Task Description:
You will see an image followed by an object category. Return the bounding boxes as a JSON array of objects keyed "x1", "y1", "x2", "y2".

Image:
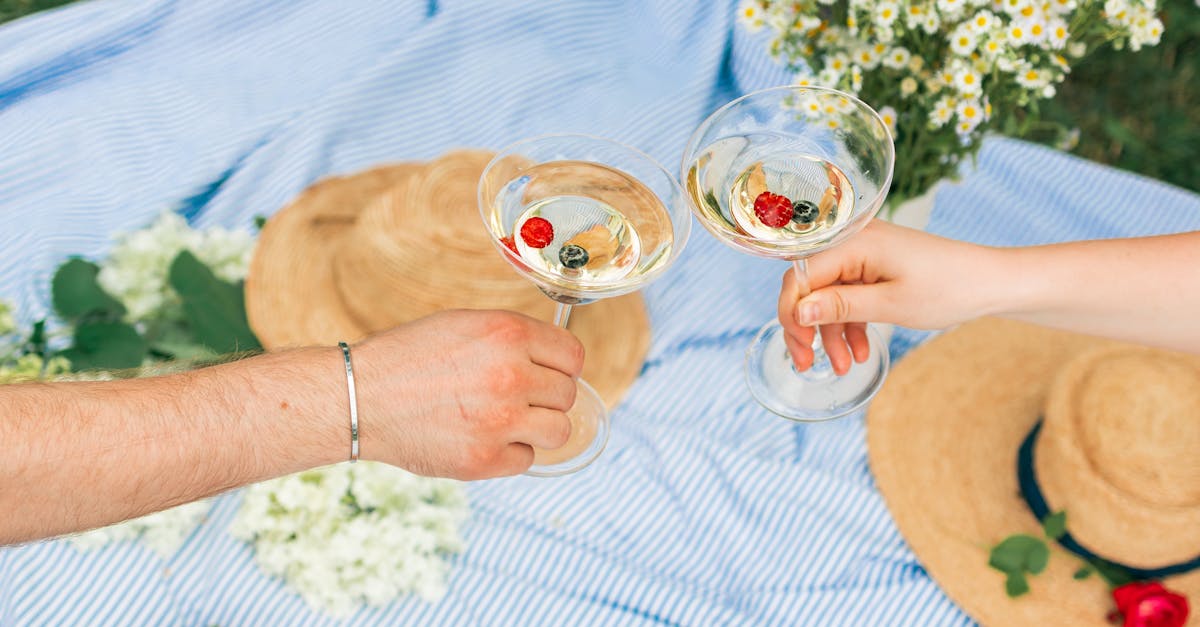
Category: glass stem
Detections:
[
  {"x1": 792, "y1": 259, "x2": 834, "y2": 379},
  {"x1": 554, "y1": 302, "x2": 574, "y2": 328}
]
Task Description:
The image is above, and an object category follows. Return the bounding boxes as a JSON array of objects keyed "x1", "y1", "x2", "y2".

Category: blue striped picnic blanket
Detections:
[{"x1": 2, "y1": 1, "x2": 1198, "y2": 625}]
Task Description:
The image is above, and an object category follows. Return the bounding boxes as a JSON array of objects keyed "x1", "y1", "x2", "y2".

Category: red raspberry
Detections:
[
  {"x1": 753, "y1": 191, "x2": 794, "y2": 228},
  {"x1": 519, "y1": 217, "x2": 554, "y2": 248},
  {"x1": 500, "y1": 235, "x2": 518, "y2": 254}
]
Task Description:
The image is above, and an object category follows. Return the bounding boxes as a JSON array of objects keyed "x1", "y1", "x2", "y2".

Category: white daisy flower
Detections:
[
  {"x1": 954, "y1": 66, "x2": 984, "y2": 95},
  {"x1": 967, "y1": 10, "x2": 997, "y2": 33},
  {"x1": 875, "y1": 1, "x2": 901, "y2": 26},
  {"x1": 1046, "y1": 18, "x2": 1069, "y2": 49},
  {"x1": 949, "y1": 26, "x2": 979, "y2": 55},
  {"x1": 930, "y1": 96, "x2": 957, "y2": 127},
  {"x1": 1006, "y1": 20, "x2": 1032, "y2": 46},
  {"x1": 738, "y1": 0, "x2": 766, "y2": 32},
  {"x1": 883, "y1": 46, "x2": 913, "y2": 69},
  {"x1": 878, "y1": 106, "x2": 899, "y2": 134}
]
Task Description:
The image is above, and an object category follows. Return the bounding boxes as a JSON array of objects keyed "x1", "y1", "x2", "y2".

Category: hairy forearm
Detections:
[
  {"x1": 0, "y1": 347, "x2": 345, "y2": 545},
  {"x1": 987, "y1": 232, "x2": 1200, "y2": 353}
]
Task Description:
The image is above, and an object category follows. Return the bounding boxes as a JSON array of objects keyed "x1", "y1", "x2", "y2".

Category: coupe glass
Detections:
[
  {"x1": 681, "y1": 85, "x2": 895, "y2": 421},
  {"x1": 479, "y1": 134, "x2": 690, "y2": 475}
]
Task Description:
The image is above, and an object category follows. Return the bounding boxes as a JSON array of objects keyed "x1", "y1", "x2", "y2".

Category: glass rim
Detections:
[
  {"x1": 679, "y1": 85, "x2": 895, "y2": 257},
  {"x1": 477, "y1": 132, "x2": 691, "y2": 297}
]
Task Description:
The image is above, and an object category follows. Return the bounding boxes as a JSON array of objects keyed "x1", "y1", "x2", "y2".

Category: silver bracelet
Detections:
[{"x1": 338, "y1": 342, "x2": 360, "y2": 463}]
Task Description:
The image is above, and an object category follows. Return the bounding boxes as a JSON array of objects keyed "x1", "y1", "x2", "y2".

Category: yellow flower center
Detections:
[
  {"x1": 964, "y1": 106, "x2": 978, "y2": 118},
  {"x1": 964, "y1": 74, "x2": 976, "y2": 85}
]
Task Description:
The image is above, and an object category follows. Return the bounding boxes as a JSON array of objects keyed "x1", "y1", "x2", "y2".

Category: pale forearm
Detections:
[
  {"x1": 0, "y1": 347, "x2": 346, "y2": 544},
  {"x1": 989, "y1": 232, "x2": 1200, "y2": 353}
]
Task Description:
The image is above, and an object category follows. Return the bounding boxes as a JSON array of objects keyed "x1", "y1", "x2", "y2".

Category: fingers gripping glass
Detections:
[
  {"x1": 479, "y1": 134, "x2": 690, "y2": 475},
  {"x1": 681, "y1": 86, "x2": 895, "y2": 422}
]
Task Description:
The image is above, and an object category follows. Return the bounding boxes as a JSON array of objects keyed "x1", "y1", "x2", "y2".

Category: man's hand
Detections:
[
  {"x1": 352, "y1": 309, "x2": 584, "y2": 480},
  {"x1": 1, "y1": 308, "x2": 585, "y2": 544}
]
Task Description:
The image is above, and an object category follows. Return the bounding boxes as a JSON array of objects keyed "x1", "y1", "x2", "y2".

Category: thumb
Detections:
[{"x1": 795, "y1": 284, "x2": 891, "y2": 326}]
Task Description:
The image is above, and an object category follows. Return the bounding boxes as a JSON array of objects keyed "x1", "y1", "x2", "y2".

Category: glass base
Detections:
[
  {"x1": 525, "y1": 378, "x2": 609, "y2": 477},
  {"x1": 744, "y1": 320, "x2": 890, "y2": 422}
]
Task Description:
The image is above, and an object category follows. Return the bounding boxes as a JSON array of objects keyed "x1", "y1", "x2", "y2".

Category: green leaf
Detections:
[
  {"x1": 51, "y1": 259, "x2": 125, "y2": 320},
  {"x1": 59, "y1": 321, "x2": 147, "y2": 371},
  {"x1": 1005, "y1": 572, "x2": 1031, "y2": 598},
  {"x1": 254, "y1": 215, "x2": 267, "y2": 230},
  {"x1": 150, "y1": 339, "x2": 218, "y2": 362},
  {"x1": 1073, "y1": 566, "x2": 1094, "y2": 580},
  {"x1": 988, "y1": 534, "x2": 1047, "y2": 575},
  {"x1": 167, "y1": 251, "x2": 261, "y2": 355},
  {"x1": 146, "y1": 321, "x2": 219, "y2": 361},
  {"x1": 1042, "y1": 510, "x2": 1067, "y2": 540},
  {"x1": 1026, "y1": 542, "x2": 1050, "y2": 575},
  {"x1": 25, "y1": 319, "x2": 47, "y2": 358},
  {"x1": 1091, "y1": 559, "x2": 1135, "y2": 587}
]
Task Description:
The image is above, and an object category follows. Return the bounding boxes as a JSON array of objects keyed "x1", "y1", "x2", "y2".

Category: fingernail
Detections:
[{"x1": 797, "y1": 302, "x2": 820, "y2": 325}]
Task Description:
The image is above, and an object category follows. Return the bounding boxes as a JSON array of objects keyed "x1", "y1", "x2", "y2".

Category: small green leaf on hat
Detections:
[
  {"x1": 1026, "y1": 541, "x2": 1050, "y2": 574},
  {"x1": 254, "y1": 215, "x2": 267, "y2": 230},
  {"x1": 1042, "y1": 510, "x2": 1067, "y2": 540},
  {"x1": 1090, "y1": 559, "x2": 1134, "y2": 587},
  {"x1": 1073, "y1": 565, "x2": 1094, "y2": 580},
  {"x1": 989, "y1": 534, "x2": 1048, "y2": 575},
  {"x1": 1005, "y1": 572, "x2": 1031, "y2": 598}
]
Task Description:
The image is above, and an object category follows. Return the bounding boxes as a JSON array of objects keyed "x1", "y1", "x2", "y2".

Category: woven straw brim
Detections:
[
  {"x1": 245, "y1": 152, "x2": 650, "y2": 408},
  {"x1": 868, "y1": 318, "x2": 1200, "y2": 626}
]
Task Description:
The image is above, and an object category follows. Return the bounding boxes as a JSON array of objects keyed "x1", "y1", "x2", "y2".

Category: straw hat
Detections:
[
  {"x1": 244, "y1": 150, "x2": 651, "y2": 408},
  {"x1": 869, "y1": 317, "x2": 1199, "y2": 626}
]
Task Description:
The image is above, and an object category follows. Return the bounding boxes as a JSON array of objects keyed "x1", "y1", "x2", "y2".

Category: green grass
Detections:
[
  {"x1": 2, "y1": 0, "x2": 1197, "y2": 193},
  {"x1": 0, "y1": 0, "x2": 77, "y2": 24},
  {"x1": 1038, "y1": 0, "x2": 1199, "y2": 193}
]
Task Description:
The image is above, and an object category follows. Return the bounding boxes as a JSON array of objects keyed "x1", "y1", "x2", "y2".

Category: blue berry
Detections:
[
  {"x1": 559, "y1": 244, "x2": 590, "y2": 269},
  {"x1": 792, "y1": 199, "x2": 819, "y2": 224}
]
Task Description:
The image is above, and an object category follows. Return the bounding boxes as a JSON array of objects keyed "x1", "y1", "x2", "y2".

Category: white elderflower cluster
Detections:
[
  {"x1": 0, "y1": 300, "x2": 15, "y2": 336},
  {"x1": 97, "y1": 212, "x2": 255, "y2": 321},
  {"x1": 229, "y1": 462, "x2": 470, "y2": 617}
]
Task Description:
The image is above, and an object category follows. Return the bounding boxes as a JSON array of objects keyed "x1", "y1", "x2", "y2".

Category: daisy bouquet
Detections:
[{"x1": 739, "y1": 0, "x2": 1166, "y2": 207}]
